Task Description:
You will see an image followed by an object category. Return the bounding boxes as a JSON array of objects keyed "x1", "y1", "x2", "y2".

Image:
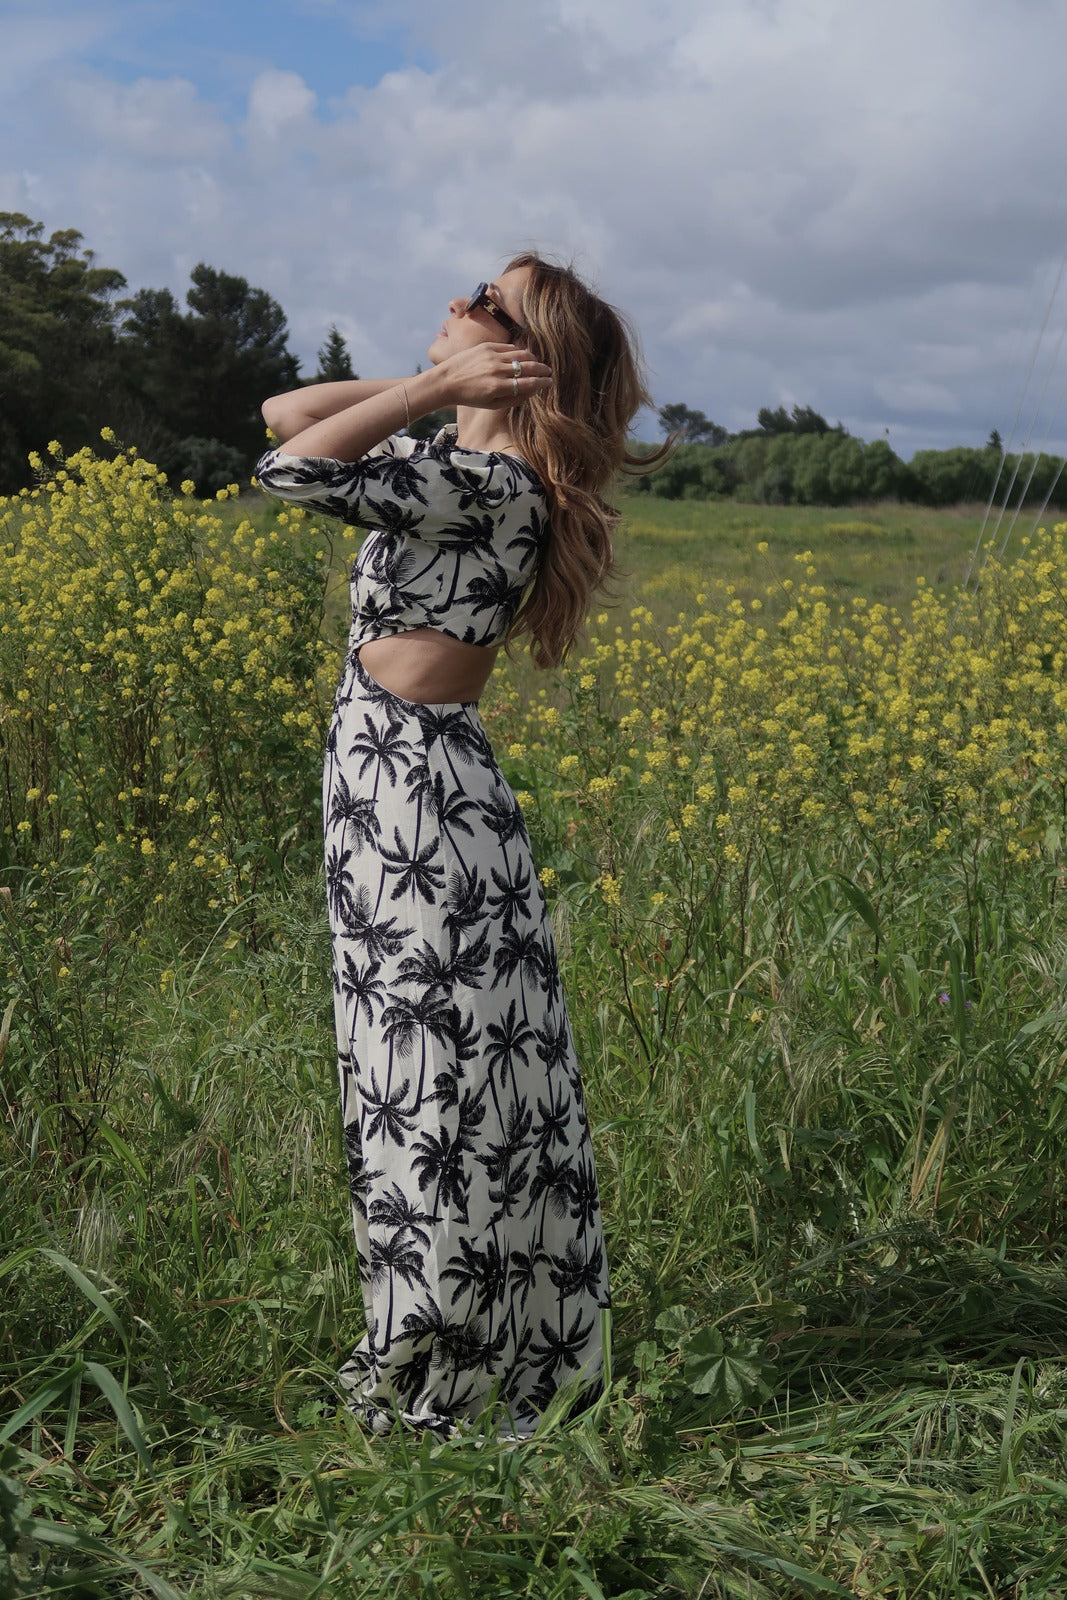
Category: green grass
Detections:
[
  {"x1": 239, "y1": 488, "x2": 1005, "y2": 635},
  {"x1": 4, "y1": 491, "x2": 1067, "y2": 1598},
  {"x1": 284, "y1": 491, "x2": 1008, "y2": 715},
  {"x1": 614, "y1": 493, "x2": 993, "y2": 614},
  {"x1": 6, "y1": 870, "x2": 1067, "y2": 1597}
]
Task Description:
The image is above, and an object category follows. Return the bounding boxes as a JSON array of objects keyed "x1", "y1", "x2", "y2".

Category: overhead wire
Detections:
[
  {"x1": 951, "y1": 237, "x2": 1067, "y2": 628},
  {"x1": 994, "y1": 352, "x2": 1067, "y2": 561}
]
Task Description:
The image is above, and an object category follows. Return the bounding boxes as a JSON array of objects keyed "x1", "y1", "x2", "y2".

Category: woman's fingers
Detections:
[
  {"x1": 507, "y1": 348, "x2": 552, "y2": 379},
  {"x1": 502, "y1": 351, "x2": 553, "y2": 396},
  {"x1": 439, "y1": 343, "x2": 552, "y2": 405},
  {"x1": 479, "y1": 343, "x2": 551, "y2": 379}
]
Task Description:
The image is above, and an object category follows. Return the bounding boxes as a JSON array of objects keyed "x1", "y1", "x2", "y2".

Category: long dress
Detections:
[{"x1": 255, "y1": 428, "x2": 610, "y2": 1436}]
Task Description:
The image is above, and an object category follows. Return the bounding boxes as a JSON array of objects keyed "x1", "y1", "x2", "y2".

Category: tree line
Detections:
[
  {"x1": 0, "y1": 212, "x2": 363, "y2": 495},
  {"x1": 3, "y1": 212, "x2": 1058, "y2": 508},
  {"x1": 638, "y1": 402, "x2": 1067, "y2": 509}
]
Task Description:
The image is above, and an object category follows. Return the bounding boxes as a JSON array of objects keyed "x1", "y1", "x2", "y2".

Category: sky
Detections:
[{"x1": 4, "y1": 0, "x2": 1067, "y2": 457}]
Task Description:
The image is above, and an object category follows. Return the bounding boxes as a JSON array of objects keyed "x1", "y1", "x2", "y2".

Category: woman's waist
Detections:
[{"x1": 353, "y1": 627, "x2": 500, "y2": 704}]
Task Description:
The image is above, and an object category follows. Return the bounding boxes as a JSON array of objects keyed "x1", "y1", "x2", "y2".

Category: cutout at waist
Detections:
[{"x1": 356, "y1": 628, "x2": 500, "y2": 705}]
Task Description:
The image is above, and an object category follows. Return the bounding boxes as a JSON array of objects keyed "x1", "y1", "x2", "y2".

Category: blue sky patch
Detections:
[{"x1": 79, "y1": 0, "x2": 434, "y2": 118}]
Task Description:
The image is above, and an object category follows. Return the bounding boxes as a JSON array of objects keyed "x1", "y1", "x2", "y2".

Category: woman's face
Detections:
[{"x1": 427, "y1": 266, "x2": 532, "y2": 364}]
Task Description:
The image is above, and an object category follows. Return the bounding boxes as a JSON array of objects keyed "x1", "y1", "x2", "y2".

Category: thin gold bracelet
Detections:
[{"x1": 395, "y1": 383, "x2": 411, "y2": 431}]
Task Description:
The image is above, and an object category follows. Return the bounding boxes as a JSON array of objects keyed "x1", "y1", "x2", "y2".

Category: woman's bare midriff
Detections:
[{"x1": 357, "y1": 628, "x2": 499, "y2": 704}]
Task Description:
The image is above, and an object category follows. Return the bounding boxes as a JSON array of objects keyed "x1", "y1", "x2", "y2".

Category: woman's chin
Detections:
[{"x1": 426, "y1": 337, "x2": 445, "y2": 364}]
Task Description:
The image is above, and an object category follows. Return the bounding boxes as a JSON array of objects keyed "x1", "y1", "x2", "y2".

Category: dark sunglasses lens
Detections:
[{"x1": 466, "y1": 284, "x2": 520, "y2": 340}]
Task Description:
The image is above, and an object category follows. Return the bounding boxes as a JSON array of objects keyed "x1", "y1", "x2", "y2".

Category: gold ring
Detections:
[{"x1": 512, "y1": 376, "x2": 519, "y2": 397}]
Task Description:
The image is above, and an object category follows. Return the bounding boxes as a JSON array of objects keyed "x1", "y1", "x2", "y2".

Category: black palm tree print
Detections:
[
  {"x1": 347, "y1": 714, "x2": 412, "y2": 790},
  {"x1": 329, "y1": 775, "x2": 381, "y2": 851},
  {"x1": 359, "y1": 1067, "x2": 418, "y2": 1145},
  {"x1": 530, "y1": 1306, "x2": 597, "y2": 1390},
  {"x1": 256, "y1": 427, "x2": 609, "y2": 1438},
  {"x1": 368, "y1": 1182, "x2": 437, "y2": 1244},
  {"x1": 325, "y1": 843, "x2": 356, "y2": 920},
  {"x1": 532, "y1": 1087, "x2": 571, "y2": 1152},
  {"x1": 340, "y1": 950, "x2": 388, "y2": 1025},
  {"x1": 338, "y1": 884, "x2": 412, "y2": 965},
  {"x1": 506, "y1": 515, "x2": 548, "y2": 566},
  {"x1": 441, "y1": 1236, "x2": 507, "y2": 1316},
  {"x1": 481, "y1": 793, "x2": 527, "y2": 846},
  {"x1": 444, "y1": 870, "x2": 489, "y2": 937},
  {"x1": 422, "y1": 772, "x2": 480, "y2": 846},
  {"x1": 485, "y1": 998, "x2": 535, "y2": 1093},
  {"x1": 487, "y1": 859, "x2": 535, "y2": 933},
  {"x1": 378, "y1": 824, "x2": 445, "y2": 902},
  {"x1": 493, "y1": 925, "x2": 550, "y2": 998},
  {"x1": 411, "y1": 1124, "x2": 473, "y2": 1219},
  {"x1": 526, "y1": 1151, "x2": 578, "y2": 1244},
  {"x1": 467, "y1": 566, "x2": 525, "y2": 623},
  {"x1": 549, "y1": 1239, "x2": 606, "y2": 1301}
]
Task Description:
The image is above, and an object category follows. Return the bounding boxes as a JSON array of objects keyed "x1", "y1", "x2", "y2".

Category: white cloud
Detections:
[
  {"x1": 3, "y1": 0, "x2": 1067, "y2": 455},
  {"x1": 246, "y1": 69, "x2": 318, "y2": 141},
  {"x1": 61, "y1": 75, "x2": 227, "y2": 162},
  {"x1": 873, "y1": 377, "x2": 961, "y2": 417},
  {"x1": 0, "y1": 2, "x2": 112, "y2": 96}
]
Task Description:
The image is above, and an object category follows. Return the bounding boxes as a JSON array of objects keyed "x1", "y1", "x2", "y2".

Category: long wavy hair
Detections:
[{"x1": 501, "y1": 254, "x2": 669, "y2": 668}]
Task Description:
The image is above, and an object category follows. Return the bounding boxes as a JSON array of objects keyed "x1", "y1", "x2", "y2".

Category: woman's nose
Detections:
[{"x1": 448, "y1": 295, "x2": 468, "y2": 316}]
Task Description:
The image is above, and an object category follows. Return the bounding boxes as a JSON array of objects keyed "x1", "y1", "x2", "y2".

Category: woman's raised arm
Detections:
[{"x1": 261, "y1": 379, "x2": 408, "y2": 444}]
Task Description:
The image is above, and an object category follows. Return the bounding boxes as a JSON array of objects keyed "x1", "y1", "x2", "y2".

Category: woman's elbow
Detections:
[{"x1": 261, "y1": 394, "x2": 291, "y2": 434}]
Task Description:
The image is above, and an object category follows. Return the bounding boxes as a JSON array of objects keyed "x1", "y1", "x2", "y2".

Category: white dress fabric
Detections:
[{"x1": 255, "y1": 430, "x2": 610, "y2": 1436}]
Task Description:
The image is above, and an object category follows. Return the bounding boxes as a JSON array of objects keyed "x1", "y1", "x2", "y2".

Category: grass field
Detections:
[
  {"x1": 3, "y1": 454, "x2": 1067, "y2": 1598},
  {"x1": 299, "y1": 490, "x2": 998, "y2": 637},
  {"x1": 615, "y1": 492, "x2": 990, "y2": 607}
]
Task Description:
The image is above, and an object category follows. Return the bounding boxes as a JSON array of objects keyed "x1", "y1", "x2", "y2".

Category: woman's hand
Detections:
[
  {"x1": 434, "y1": 343, "x2": 553, "y2": 409},
  {"x1": 261, "y1": 343, "x2": 552, "y2": 462}
]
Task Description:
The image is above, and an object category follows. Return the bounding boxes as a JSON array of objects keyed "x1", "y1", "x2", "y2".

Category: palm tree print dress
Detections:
[{"x1": 255, "y1": 428, "x2": 610, "y2": 1436}]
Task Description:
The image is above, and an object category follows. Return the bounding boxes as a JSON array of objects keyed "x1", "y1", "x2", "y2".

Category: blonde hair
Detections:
[{"x1": 501, "y1": 254, "x2": 669, "y2": 669}]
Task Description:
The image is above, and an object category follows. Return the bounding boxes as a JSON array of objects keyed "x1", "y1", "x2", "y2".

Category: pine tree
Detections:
[
  {"x1": 0, "y1": 212, "x2": 126, "y2": 490},
  {"x1": 315, "y1": 325, "x2": 356, "y2": 382}
]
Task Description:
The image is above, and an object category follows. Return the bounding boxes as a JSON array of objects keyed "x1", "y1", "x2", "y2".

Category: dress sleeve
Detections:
[{"x1": 253, "y1": 439, "x2": 533, "y2": 543}]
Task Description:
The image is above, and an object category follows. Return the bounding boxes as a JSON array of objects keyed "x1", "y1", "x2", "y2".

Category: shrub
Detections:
[{"x1": 0, "y1": 437, "x2": 356, "y2": 923}]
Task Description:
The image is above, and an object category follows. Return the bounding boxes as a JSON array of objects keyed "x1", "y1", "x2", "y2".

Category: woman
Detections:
[{"x1": 256, "y1": 254, "x2": 659, "y2": 1438}]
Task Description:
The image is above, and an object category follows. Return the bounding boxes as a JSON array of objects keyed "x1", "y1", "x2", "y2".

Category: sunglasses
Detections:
[{"x1": 464, "y1": 282, "x2": 524, "y2": 343}]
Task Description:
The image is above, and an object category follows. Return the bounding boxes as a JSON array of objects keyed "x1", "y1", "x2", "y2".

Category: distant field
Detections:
[
  {"x1": 236, "y1": 489, "x2": 1029, "y2": 656},
  {"x1": 612, "y1": 492, "x2": 1002, "y2": 618},
  {"x1": 238, "y1": 487, "x2": 1032, "y2": 624},
  {"x1": 233, "y1": 489, "x2": 1031, "y2": 710}
]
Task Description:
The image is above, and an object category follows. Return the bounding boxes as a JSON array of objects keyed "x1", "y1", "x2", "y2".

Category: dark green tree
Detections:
[
  {"x1": 116, "y1": 263, "x2": 301, "y2": 487},
  {"x1": 790, "y1": 435, "x2": 832, "y2": 504},
  {"x1": 112, "y1": 286, "x2": 189, "y2": 463},
  {"x1": 826, "y1": 435, "x2": 866, "y2": 501},
  {"x1": 181, "y1": 264, "x2": 300, "y2": 455},
  {"x1": 657, "y1": 402, "x2": 727, "y2": 445},
  {"x1": 0, "y1": 212, "x2": 126, "y2": 490},
  {"x1": 909, "y1": 448, "x2": 995, "y2": 507},
  {"x1": 630, "y1": 442, "x2": 739, "y2": 499},
  {"x1": 860, "y1": 439, "x2": 904, "y2": 500},
  {"x1": 315, "y1": 325, "x2": 356, "y2": 382},
  {"x1": 987, "y1": 428, "x2": 1003, "y2": 452},
  {"x1": 791, "y1": 404, "x2": 833, "y2": 435},
  {"x1": 756, "y1": 405, "x2": 792, "y2": 435},
  {"x1": 757, "y1": 403, "x2": 833, "y2": 436}
]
